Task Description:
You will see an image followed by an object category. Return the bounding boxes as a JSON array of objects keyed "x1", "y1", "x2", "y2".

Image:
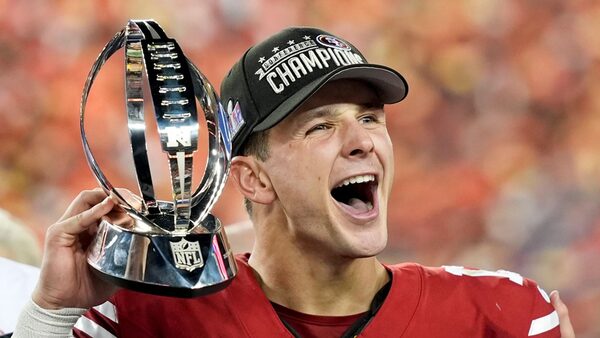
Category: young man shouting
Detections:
[{"x1": 13, "y1": 27, "x2": 574, "y2": 337}]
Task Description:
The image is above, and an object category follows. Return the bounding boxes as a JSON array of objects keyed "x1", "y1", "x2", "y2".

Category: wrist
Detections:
[
  {"x1": 32, "y1": 288, "x2": 66, "y2": 310},
  {"x1": 12, "y1": 298, "x2": 87, "y2": 337}
]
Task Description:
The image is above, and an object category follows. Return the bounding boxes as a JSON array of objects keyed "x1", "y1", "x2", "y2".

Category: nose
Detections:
[{"x1": 340, "y1": 120, "x2": 375, "y2": 158}]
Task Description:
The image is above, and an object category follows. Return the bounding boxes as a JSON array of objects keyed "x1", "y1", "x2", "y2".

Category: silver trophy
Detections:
[{"x1": 80, "y1": 20, "x2": 237, "y2": 297}]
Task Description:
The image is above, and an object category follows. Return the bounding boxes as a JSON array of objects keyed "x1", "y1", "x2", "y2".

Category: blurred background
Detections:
[{"x1": 0, "y1": 0, "x2": 599, "y2": 335}]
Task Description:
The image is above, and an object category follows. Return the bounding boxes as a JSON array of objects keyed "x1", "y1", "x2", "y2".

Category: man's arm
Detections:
[{"x1": 12, "y1": 189, "x2": 120, "y2": 337}]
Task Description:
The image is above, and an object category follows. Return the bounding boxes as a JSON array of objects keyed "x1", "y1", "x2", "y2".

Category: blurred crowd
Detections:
[{"x1": 0, "y1": 0, "x2": 599, "y2": 335}]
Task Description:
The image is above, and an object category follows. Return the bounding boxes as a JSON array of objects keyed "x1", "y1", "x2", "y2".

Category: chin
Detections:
[{"x1": 346, "y1": 229, "x2": 388, "y2": 258}]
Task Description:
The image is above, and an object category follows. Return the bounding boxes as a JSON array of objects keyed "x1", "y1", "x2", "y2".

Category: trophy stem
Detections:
[{"x1": 169, "y1": 151, "x2": 193, "y2": 232}]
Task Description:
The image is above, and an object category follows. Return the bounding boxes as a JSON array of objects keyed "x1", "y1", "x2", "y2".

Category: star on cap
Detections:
[
  {"x1": 258, "y1": 56, "x2": 265, "y2": 63},
  {"x1": 272, "y1": 47, "x2": 280, "y2": 52},
  {"x1": 303, "y1": 35, "x2": 311, "y2": 40},
  {"x1": 287, "y1": 40, "x2": 295, "y2": 45}
]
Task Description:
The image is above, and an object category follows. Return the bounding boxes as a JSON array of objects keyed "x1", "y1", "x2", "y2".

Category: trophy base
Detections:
[{"x1": 87, "y1": 214, "x2": 238, "y2": 298}]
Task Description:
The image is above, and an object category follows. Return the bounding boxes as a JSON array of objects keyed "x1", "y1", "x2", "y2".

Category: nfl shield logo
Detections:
[{"x1": 170, "y1": 238, "x2": 204, "y2": 272}]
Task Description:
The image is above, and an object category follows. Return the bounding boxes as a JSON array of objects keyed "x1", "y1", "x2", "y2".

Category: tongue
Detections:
[{"x1": 347, "y1": 198, "x2": 373, "y2": 212}]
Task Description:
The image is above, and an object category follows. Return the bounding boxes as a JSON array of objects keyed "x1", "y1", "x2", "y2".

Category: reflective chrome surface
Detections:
[
  {"x1": 88, "y1": 214, "x2": 236, "y2": 297},
  {"x1": 80, "y1": 20, "x2": 236, "y2": 296}
]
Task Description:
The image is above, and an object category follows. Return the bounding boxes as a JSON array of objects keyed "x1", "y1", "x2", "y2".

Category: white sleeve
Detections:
[{"x1": 11, "y1": 299, "x2": 86, "y2": 338}]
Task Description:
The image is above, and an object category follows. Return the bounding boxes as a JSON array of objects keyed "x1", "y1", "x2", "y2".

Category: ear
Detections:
[{"x1": 230, "y1": 156, "x2": 276, "y2": 205}]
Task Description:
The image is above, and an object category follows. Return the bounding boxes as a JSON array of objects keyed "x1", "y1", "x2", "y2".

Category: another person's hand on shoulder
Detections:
[
  {"x1": 32, "y1": 188, "x2": 119, "y2": 310},
  {"x1": 551, "y1": 290, "x2": 575, "y2": 338}
]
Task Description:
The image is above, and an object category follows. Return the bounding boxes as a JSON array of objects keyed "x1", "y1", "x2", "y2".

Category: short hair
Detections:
[{"x1": 240, "y1": 129, "x2": 270, "y2": 215}]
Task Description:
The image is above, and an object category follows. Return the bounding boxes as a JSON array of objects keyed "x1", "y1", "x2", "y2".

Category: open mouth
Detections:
[{"x1": 331, "y1": 174, "x2": 377, "y2": 214}]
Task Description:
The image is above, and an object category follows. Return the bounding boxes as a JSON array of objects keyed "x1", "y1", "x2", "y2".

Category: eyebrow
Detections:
[
  {"x1": 294, "y1": 102, "x2": 384, "y2": 127},
  {"x1": 295, "y1": 107, "x2": 342, "y2": 126}
]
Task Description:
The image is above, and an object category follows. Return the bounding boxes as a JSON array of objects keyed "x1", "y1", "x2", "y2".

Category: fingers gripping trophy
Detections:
[{"x1": 80, "y1": 20, "x2": 237, "y2": 297}]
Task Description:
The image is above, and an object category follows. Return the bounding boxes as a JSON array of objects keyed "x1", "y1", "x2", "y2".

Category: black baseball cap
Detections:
[{"x1": 220, "y1": 26, "x2": 409, "y2": 156}]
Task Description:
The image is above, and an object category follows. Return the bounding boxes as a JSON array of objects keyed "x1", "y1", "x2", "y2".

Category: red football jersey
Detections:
[{"x1": 74, "y1": 254, "x2": 559, "y2": 337}]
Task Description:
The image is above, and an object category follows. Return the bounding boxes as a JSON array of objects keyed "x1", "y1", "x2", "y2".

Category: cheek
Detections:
[
  {"x1": 375, "y1": 134, "x2": 395, "y2": 192},
  {"x1": 268, "y1": 140, "x2": 336, "y2": 197},
  {"x1": 386, "y1": 139, "x2": 394, "y2": 176},
  {"x1": 377, "y1": 134, "x2": 394, "y2": 165},
  {"x1": 267, "y1": 152, "x2": 313, "y2": 195}
]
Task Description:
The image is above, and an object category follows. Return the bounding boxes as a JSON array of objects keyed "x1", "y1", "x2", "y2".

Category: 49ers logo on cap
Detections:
[{"x1": 316, "y1": 35, "x2": 351, "y2": 50}]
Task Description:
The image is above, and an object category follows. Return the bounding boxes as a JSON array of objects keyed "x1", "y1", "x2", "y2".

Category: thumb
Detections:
[{"x1": 550, "y1": 290, "x2": 575, "y2": 338}]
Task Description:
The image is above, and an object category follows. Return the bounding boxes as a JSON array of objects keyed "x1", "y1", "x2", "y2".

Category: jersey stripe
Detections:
[
  {"x1": 93, "y1": 302, "x2": 118, "y2": 323},
  {"x1": 75, "y1": 316, "x2": 117, "y2": 338},
  {"x1": 528, "y1": 310, "x2": 559, "y2": 336},
  {"x1": 443, "y1": 266, "x2": 524, "y2": 285}
]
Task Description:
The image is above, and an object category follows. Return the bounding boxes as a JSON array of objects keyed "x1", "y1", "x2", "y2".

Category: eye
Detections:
[
  {"x1": 306, "y1": 123, "x2": 331, "y2": 135},
  {"x1": 358, "y1": 114, "x2": 379, "y2": 124},
  {"x1": 359, "y1": 115, "x2": 375, "y2": 123},
  {"x1": 358, "y1": 104, "x2": 385, "y2": 125}
]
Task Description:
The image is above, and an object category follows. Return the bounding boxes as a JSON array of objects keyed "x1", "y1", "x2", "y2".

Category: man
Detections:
[{"x1": 13, "y1": 27, "x2": 574, "y2": 337}]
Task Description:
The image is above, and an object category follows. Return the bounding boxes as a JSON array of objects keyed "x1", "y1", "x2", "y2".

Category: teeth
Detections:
[{"x1": 336, "y1": 174, "x2": 375, "y2": 188}]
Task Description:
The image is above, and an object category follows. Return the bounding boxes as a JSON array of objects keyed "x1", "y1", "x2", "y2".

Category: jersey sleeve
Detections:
[
  {"x1": 73, "y1": 300, "x2": 119, "y2": 338},
  {"x1": 525, "y1": 283, "x2": 560, "y2": 337},
  {"x1": 442, "y1": 266, "x2": 560, "y2": 337}
]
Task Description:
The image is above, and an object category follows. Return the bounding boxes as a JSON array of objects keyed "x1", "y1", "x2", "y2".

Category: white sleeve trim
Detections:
[
  {"x1": 92, "y1": 301, "x2": 118, "y2": 323},
  {"x1": 528, "y1": 310, "x2": 559, "y2": 336},
  {"x1": 537, "y1": 286, "x2": 551, "y2": 303},
  {"x1": 74, "y1": 316, "x2": 117, "y2": 338},
  {"x1": 443, "y1": 266, "x2": 524, "y2": 285}
]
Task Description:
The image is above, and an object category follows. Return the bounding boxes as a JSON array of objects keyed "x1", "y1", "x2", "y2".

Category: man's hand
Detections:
[
  {"x1": 32, "y1": 188, "x2": 119, "y2": 310},
  {"x1": 551, "y1": 290, "x2": 575, "y2": 338}
]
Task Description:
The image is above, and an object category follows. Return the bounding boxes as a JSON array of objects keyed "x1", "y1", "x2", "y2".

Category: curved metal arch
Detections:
[{"x1": 80, "y1": 20, "x2": 231, "y2": 235}]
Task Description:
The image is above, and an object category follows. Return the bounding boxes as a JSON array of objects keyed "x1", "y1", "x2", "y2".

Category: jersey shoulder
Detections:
[{"x1": 386, "y1": 263, "x2": 560, "y2": 337}]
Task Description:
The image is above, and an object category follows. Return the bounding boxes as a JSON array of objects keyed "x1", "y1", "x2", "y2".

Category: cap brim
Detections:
[{"x1": 254, "y1": 64, "x2": 408, "y2": 131}]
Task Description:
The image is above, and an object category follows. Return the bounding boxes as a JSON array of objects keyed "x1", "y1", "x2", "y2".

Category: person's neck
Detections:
[{"x1": 248, "y1": 233, "x2": 389, "y2": 316}]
